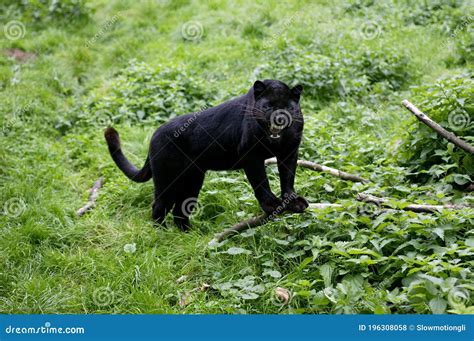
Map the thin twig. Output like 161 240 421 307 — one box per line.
265 158 369 183
402 100 474 155
77 177 104 217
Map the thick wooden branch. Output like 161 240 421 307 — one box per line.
356 193 471 213
77 177 104 216
210 194 473 243
402 100 474 155
209 203 343 244
265 158 369 183
211 214 268 243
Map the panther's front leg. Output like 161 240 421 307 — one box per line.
276 151 308 213
244 160 283 215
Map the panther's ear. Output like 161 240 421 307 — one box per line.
291 85 303 101
253 80 266 99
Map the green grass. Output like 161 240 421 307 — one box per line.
0 0 473 314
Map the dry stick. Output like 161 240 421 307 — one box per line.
77 177 104 217
265 158 369 183
209 203 343 244
356 193 472 213
402 100 474 155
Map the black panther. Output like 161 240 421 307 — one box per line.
104 79 308 231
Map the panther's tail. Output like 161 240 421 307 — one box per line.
104 127 152 183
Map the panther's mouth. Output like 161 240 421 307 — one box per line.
268 109 292 139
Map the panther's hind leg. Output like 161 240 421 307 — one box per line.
151 173 176 226
172 171 205 232
152 197 173 226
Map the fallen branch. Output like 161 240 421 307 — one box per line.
211 193 474 243
209 203 343 244
77 177 104 217
211 214 268 243
265 158 369 183
356 193 472 213
402 100 474 155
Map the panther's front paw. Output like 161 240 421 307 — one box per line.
284 195 309 213
261 197 284 215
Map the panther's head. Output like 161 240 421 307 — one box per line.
251 79 303 139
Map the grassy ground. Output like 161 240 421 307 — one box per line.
0 0 473 314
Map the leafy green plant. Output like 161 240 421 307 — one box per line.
1 0 473 315
453 26 474 65
399 75 474 185
57 60 215 132
1 0 91 24
257 45 412 105
401 0 465 28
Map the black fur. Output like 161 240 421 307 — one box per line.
105 79 308 231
